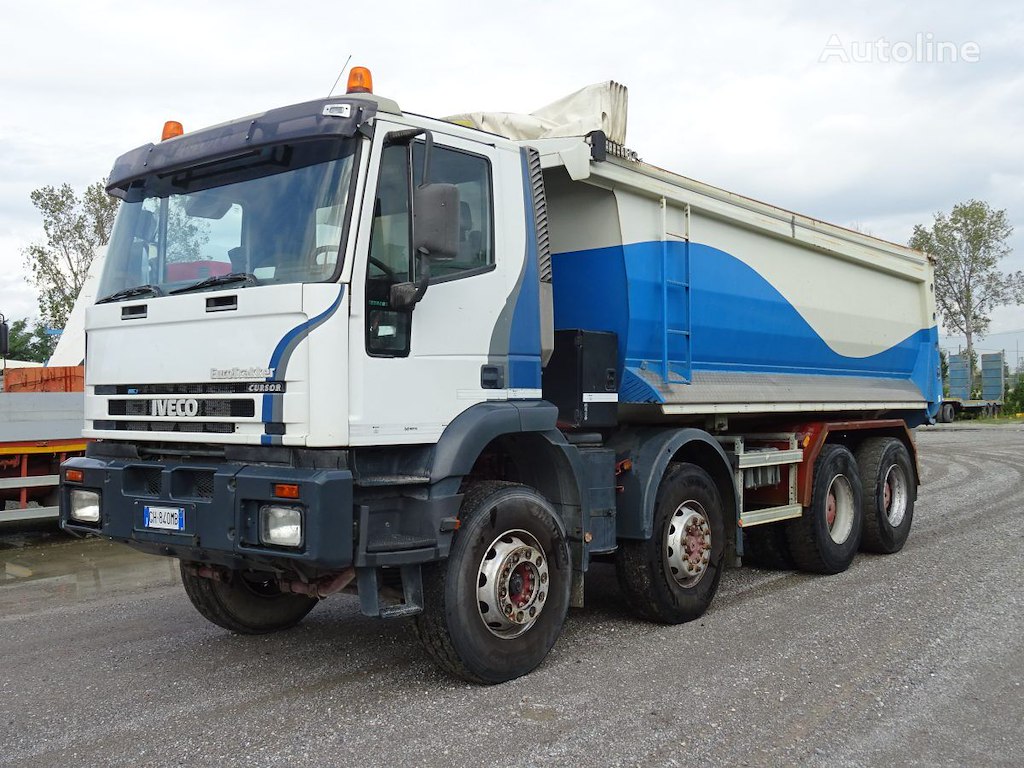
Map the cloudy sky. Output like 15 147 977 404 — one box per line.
2 1 1021 363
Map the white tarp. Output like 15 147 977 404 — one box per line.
445 81 628 145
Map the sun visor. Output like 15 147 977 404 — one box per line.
446 81 627 145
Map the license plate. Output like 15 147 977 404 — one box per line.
143 505 185 531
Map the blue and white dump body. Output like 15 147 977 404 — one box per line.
531 138 940 426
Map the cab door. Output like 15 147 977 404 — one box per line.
348 122 525 446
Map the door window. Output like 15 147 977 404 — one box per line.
365 137 494 356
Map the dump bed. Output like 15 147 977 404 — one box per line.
529 138 940 426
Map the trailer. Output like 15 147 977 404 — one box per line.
60 70 939 682
1 367 86 523
936 351 1004 421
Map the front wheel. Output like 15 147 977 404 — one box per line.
616 463 726 624
179 563 318 634
414 482 572 684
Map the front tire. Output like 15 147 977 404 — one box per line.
856 438 915 554
179 563 318 634
414 482 572 684
616 463 726 624
785 444 864 574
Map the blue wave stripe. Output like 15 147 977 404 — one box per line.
259 286 345 444
551 240 940 409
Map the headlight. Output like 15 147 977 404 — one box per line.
70 489 101 523
259 505 303 548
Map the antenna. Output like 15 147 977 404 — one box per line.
327 55 353 97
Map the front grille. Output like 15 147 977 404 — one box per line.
97 421 236 434
108 399 255 418
125 467 163 496
171 469 216 499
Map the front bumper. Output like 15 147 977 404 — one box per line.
60 454 354 574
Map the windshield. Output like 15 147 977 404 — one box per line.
98 138 356 300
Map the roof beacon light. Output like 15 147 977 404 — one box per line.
346 66 373 94
161 121 184 141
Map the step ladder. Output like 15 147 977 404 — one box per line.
659 198 692 384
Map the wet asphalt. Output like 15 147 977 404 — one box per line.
1 425 1022 767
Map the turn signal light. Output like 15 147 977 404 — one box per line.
346 66 373 94
273 483 300 499
162 120 184 141
66 468 84 482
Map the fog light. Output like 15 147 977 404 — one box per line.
260 505 303 548
70 489 101 523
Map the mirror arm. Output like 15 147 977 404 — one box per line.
389 249 431 310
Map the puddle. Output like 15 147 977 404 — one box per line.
0 529 180 612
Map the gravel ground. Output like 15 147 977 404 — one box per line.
1 425 1022 767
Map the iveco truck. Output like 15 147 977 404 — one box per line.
60 68 939 683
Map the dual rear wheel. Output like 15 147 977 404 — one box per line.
747 438 915 574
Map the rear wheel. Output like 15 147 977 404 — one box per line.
179 563 318 634
414 482 572 684
785 444 863 574
616 463 726 624
856 438 915 554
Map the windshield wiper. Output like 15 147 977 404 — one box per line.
96 284 164 304
169 272 258 295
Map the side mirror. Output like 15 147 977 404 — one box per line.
413 183 459 261
389 183 460 311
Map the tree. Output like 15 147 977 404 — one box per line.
3 318 57 364
22 180 120 330
909 200 1022 392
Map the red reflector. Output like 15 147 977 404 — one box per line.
273 483 300 499
66 469 84 482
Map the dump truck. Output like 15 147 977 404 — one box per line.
60 69 940 683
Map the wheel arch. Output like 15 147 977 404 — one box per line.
606 427 738 542
428 401 585 540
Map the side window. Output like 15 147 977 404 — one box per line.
366 144 413 356
413 143 494 281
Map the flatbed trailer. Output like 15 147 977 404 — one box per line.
1 391 86 523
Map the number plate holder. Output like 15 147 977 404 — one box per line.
142 504 186 532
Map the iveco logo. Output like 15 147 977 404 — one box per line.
151 398 200 417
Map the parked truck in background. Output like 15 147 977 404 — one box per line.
1 317 87 524
60 69 939 683
935 351 1004 422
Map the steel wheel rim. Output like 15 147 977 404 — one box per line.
825 474 855 544
664 500 712 588
882 464 908 527
476 529 549 638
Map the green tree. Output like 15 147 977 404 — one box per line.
3 318 57 363
910 200 1021 391
166 197 210 263
22 180 120 329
